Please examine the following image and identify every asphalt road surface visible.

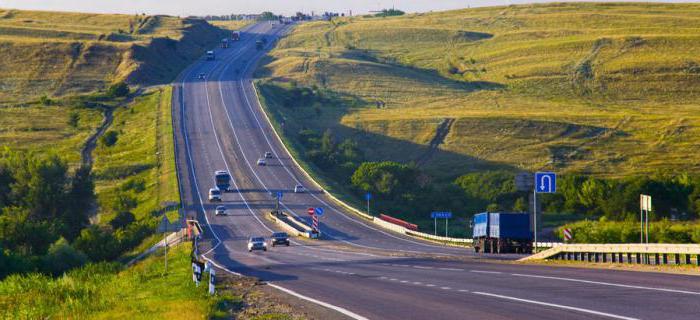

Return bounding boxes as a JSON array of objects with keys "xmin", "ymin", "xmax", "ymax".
[{"xmin": 172, "ymin": 22, "xmax": 700, "ymax": 320}]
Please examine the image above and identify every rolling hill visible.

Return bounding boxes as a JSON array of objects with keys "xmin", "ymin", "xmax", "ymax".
[{"xmin": 258, "ymin": 2, "xmax": 700, "ymax": 180}]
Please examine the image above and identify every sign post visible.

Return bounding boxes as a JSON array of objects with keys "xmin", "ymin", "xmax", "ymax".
[
  {"xmin": 430, "ymin": 212, "xmax": 452, "ymax": 237},
  {"xmin": 365, "ymin": 192, "xmax": 372, "ymax": 216},
  {"xmin": 157, "ymin": 215, "xmax": 180, "ymax": 274},
  {"xmin": 640, "ymin": 194, "xmax": 652, "ymax": 245},
  {"xmin": 314, "ymin": 207, "xmax": 324, "ymax": 234},
  {"xmin": 534, "ymin": 172, "xmax": 556, "ymax": 252}
]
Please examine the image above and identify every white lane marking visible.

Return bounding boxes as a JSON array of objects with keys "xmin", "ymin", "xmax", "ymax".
[
  {"xmin": 400, "ymin": 280, "xmax": 409, "ymax": 283},
  {"xmin": 470, "ymin": 270, "xmax": 502, "ymax": 274},
  {"xmin": 440, "ymin": 287, "xmax": 452, "ymax": 290},
  {"xmin": 472, "ymin": 291, "xmax": 639, "ymax": 320},
  {"xmin": 439, "ymin": 267, "xmax": 463, "ymax": 271},
  {"xmin": 425, "ymin": 284, "xmax": 436, "ymax": 287},
  {"xmin": 412, "ymin": 282, "xmax": 423, "ymax": 285},
  {"xmin": 413, "ymin": 266, "xmax": 434, "ymax": 270},
  {"xmin": 389, "ymin": 278, "xmax": 398, "ymax": 281},
  {"xmin": 268, "ymin": 283, "xmax": 370, "ymax": 320},
  {"xmin": 458, "ymin": 289, "xmax": 470, "ymax": 293},
  {"xmin": 511, "ymin": 273, "xmax": 700, "ymax": 296}
]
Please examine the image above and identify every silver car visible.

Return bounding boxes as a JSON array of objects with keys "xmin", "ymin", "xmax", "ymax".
[
  {"xmin": 257, "ymin": 158, "xmax": 266, "ymax": 166},
  {"xmin": 214, "ymin": 205, "xmax": 227, "ymax": 216},
  {"xmin": 247, "ymin": 237, "xmax": 267, "ymax": 252}
]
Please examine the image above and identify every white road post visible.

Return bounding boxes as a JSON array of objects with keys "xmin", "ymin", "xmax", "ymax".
[{"xmin": 533, "ymin": 188, "xmax": 538, "ymax": 253}]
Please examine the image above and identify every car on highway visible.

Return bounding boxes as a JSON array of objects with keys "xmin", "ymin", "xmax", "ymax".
[
  {"xmin": 247, "ymin": 237, "xmax": 267, "ymax": 252},
  {"xmin": 197, "ymin": 73, "xmax": 205, "ymax": 80},
  {"xmin": 264, "ymin": 151, "xmax": 273, "ymax": 159},
  {"xmin": 270, "ymin": 232, "xmax": 290, "ymax": 247},
  {"xmin": 256, "ymin": 158, "xmax": 266, "ymax": 166},
  {"xmin": 294, "ymin": 184, "xmax": 305, "ymax": 193},
  {"xmin": 208, "ymin": 187, "xmax": 221, "ymax": 202},
  {"xmin": 214, "ymin": 205, "xmax": 227, "ymax": 216}
]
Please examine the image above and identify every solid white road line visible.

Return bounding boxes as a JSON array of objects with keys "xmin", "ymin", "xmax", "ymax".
[
  {"xmin": 470, "ymin": 270, "xmax": 503, "ymax": 274},
  {"xmin": 268, "ymin": 283, "xmax": 370, "ymax": 320},
  {"xmin": 472, "ymin": 291, "xmax": 639, "ymax": 320},
  {"xmin": 511, "ymin": 273, "xmax": 700, "ymax": 296}
]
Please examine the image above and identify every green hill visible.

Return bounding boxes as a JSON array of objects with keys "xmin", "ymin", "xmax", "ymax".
[{"xmin": 259, "ymin": 2, "xmax": 700, "ymax": 179}]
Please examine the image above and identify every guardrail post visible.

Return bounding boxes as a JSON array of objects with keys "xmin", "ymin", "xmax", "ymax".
[
  {"xmin": 636, "ymin": 253, "xmax": 641, "ymax": 264},
  {"xmin": 696, "ymin": 254, "xmax": 700, "ymax": 266},
  {"xmin": 662, "ymin": 254, "xmax": 668, "ymax": 265},
  {"xmin": 602, "ymin": 253, "xmax": 607, "ymax": 263},
  {"xmin": 619, "ymin": 253, "xmax": 624, "ymax": 263},
  {"xmin": 685, "ymin": 254, "xmax": 691, "ymax": 265},
  {"xmin": 674, "ymin": 254, "xmax": 680, "ymax": 265},
  {"xmin": 654, "ymin": 253, "xmax": 660, "ymax": 265},
  {"xmin": 611, "ymin": 253, "xmax": 616, "ymax": 263},
  {"xmin": 588, "ymin": 252, "xmax": 593, "ymax": 262}
]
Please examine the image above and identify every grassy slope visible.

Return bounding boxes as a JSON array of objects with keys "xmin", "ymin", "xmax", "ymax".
[
  {"xmin": 0, "ymin": 9, "xmax": 223, "ymax": 103},
  {"xmin": 259, "ymin": 2, "xmax": 700, "ymax": 180},
  {"xmin": 93, "ymin": 87, "xmax": 179, "ymax": 225},
  {"xmin": 1, "ymin": 243, "xmax": 222, "ymax": 319}
]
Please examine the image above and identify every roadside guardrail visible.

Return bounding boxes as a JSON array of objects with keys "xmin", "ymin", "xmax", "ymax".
[{"xmin": 520, "ymin": 243, "xmax": 700, "ymax": 266}]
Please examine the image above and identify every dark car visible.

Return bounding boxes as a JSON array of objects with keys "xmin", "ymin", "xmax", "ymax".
[{"xmin": 270, "ymin": 232, "xmax": 290, "ymax": 247}]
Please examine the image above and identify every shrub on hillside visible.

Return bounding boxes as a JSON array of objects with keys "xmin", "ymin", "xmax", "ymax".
[
  {"xmin": 107, "ymin": 82, "xmax": 130, "ymax": 98},
  {"xmin": 100, "ymin": 130, "xmax": 119, "ymax": 147},
  {"xmin": 558, "ymin": 219, "xmax": 699, "ymax": 243},
  {"xmin": 41, "ymin": 238, "xmax": 88, "ymax": 275}
]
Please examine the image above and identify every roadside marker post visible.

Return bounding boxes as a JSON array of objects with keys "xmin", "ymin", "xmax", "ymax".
[
  {"xmin": 640, "ymin": 194, "xmax": 652, "ymax": 263},
  {"xmin": 314, "ymin": 207, "xmax": 324, "ymax": 234},
  {"xmin": 534, "ymin": 172, "xmax": 556, "ymax": 251},
  {"xmin": 365, "ymin": 193, "xmax": 372, "ymax": 217},
  {"xmin": 563, "ymin": 228, "xmax": 573, "ymax": 242}
]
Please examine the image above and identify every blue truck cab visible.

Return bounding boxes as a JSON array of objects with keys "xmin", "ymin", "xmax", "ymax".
[{"xmin": 472, "ymin": 212, "xmax": 533, "ymax": 254}]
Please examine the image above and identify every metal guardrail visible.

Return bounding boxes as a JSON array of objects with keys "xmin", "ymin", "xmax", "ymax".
[{"xmin": 521, "ymin": 243, "xmax": 700, "ymax": 266}]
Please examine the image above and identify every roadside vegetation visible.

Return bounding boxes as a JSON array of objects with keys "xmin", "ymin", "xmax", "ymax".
[
  {"xmin": 0, "ymin": 242, "xmax": 302, "ymax": 319},
  {"xmin": 257, "ymin": 2, "xmax": 700, "ymax": 239}
]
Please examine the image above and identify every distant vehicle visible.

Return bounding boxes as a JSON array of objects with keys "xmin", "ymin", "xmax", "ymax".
[
  {"xmin": 472, "ymin": 212, "xmax": 532, "ymax": 254},
  {"xmin": 256, "ymin": 158, "xmax": 266, "ymax": 166},
  {"xmin": 255, "ymin": 40, "xmax": 263, "ymax": 50},
  {"xmin": 208, "ymin": 187, "xmax": 221, "ymax": 202},
  {"xmin": 214, "ymin": 170, "xmax": 232, "ymax": 191},
  {"xmin": 247, "ymin": 237, "xmax": 267, "ymax": 252},
  {"xmin": 205, "ymin": 50, "xmax": 215, "ymax": 60},
  {"xmin": 215, "ymin": 205, "xmax": 227, "ymax": 216},
  {"xmin": 197, "ymin": 73, "xmax": 205, "ymax": 80},
  {"xmin": 264, "ymin": 151, "xmax": 273, "ymax": 159},
  {"xmin": 220, "ymin": 38, "xmax": 229, "ymax": 49},
  {"xmin": 232, "ymin": 30, "xmax": 241, "ymax": 41},
  {"xmin": 294, "ymin": 184, "xmax": 305, "ymax": 193},
  {"xmin": 270, "ymin": 232, "xmax": 290, "ymax": 247}
]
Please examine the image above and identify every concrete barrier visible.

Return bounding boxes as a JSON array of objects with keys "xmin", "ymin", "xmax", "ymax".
[
  {"xmin": 521, "ymin": 243, "xmax": 700, "ymax": 266},
  {"xmin": 266, "ymin": 211, "xmax": 318, "ymax": 239}
]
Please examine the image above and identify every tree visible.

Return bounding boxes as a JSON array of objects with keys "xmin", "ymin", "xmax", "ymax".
[
  {"xmin": 74, "ymin": 226, "xmax": 120, "ymax": 261},
  {"xmin": 62, "ymin": 166, "xmax": 95, "ymax": 240},
  {"xmin": 42, "ymin": 237, "xmax": 87, "ymax": 275},
  {"xmin": 351, "ymin": 161, "xmax": 418, "ymax": 197},
  {"xmin": 258, "ymin": 11, "xmax": 278, "ymax": 21},
  {"xmin": 110, "ymin": 211, "xmax": 135, "ymax": 230}
]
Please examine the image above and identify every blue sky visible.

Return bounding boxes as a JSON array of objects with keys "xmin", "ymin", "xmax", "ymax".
[{"xmin": 0, "ymin": 0, "xmax": 696, "ymax": 16}]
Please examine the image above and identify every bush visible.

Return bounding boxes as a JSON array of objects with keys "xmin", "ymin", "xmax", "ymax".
[
  {"xmin": 73, "ymin": 226, "xmax": 121, "ymax": 261},
  {"xmin": 67, "ymin": 111, "xmax": 80, "ymax": 128},
  {"xmin": 100, "ymin": 130, "xmax": 119, "ymax": 147},
  {"xmin": 107, "ymin": 82, "xmax": 130, "ymax": 98},
  {"xmin": 42, "ymin": 238, "xmax": 88, "ymax": 275},
  {"xmin": 110, "ymin": 211, "xmax": 135, "ymax": 230}
]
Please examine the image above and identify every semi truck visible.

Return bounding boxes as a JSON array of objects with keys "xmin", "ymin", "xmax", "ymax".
[
  {"xmin": 220, "ymin": 38, "xmax": 229, "ymax": 48},
  {"xmin": 472, "ymin": 212, "xmax": 532, "ymax": 254},
  {"xmin": 255, "ymin": 40, "xmax": 263, "ymax": 50},
  {"xmin": 205, "ymin": 50, "xmax": 215, "ymax": 61},
  {"xmin": 214, "ymin": 170, "xmax": 232, "ymax": 192},
  {"xmin": 232, "ymin": 30, "xmax": 241, "ymax": 41}
]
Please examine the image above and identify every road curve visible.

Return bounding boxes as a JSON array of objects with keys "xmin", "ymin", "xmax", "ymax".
[{"xmin": 171, "ymin": 22, "xmax": 700, "ymax": 320}]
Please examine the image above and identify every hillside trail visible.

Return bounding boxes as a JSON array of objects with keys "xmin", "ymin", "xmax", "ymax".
[{"xmin": 415, "ymin": 118, "xmax": 455, "ymax": 167}]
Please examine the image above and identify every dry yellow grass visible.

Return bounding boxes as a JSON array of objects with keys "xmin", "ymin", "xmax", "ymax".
[{"xmin": 259, "ymin": 2, "xmax": 700, "ymax": 179}]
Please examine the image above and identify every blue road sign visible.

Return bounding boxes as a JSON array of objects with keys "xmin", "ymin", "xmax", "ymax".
[
  {"xmin": 277, "ymin": 191, "xmax": 283, "ymax": 199},
  {"xmin": 315, "ymin": 207, "xmax": 325, "ymax": 217},
  {"xmin": 535, "ymin": 172, "xmax": 556, "ymax": 193},
  {"xmin": 365, "ymin": 192, "xmax": 372, "ymax": 201},
  {"xmin": 431, "ymin": 211, "xmax": 452, "ymax": 219}
]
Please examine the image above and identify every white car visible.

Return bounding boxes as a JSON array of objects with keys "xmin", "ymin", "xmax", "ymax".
[
  {"xmin": 247, "ymin": 237, "xmax": 267, "ymax": 252},
  {"xmin": 257, "ymin": 158, "xmax": 266, "ymax": 166},
  {"xmin": 214, "ymin": 205, "xmax": 226, "ymax": 216},
  {"xmin": 294, "ymin": 184, "xmax": 305, "ymax": 193},
  {"xmin": 208, "ymin": 187, "xmax": 221, "ymax": 202},
  {"xmin": 264, "ymin": 151, "xmax": 273, "ymax": 159}
]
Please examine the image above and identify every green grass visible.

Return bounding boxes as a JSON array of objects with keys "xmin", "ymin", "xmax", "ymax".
[
  {"xmin": 0, "ymin": 103, "xmax": 102, "ymax": 165},
  {"xmin": 259, "ymin": 2, "xmax": 700, "ymax": 180},
  {"xmin": 0, "ymin": 243, "xmax": 228, "ymax": 319},
  {"xmin": 93, "ymin": 87, "xmax": 180, "ymax": 224}
]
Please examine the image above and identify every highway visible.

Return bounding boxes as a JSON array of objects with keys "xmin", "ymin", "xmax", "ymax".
[{"xmin": 171, "ymin": 22, "xmax": 700, "ymax": 320}]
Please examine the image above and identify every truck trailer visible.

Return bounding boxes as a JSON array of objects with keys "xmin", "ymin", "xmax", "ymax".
[
  {"xmin": 472, "ymin": 212, "xmax": 532, "ymax": 254},
  {"xmin": 205, "ymin": 50, "xmax": 215, "ymax": 61}
]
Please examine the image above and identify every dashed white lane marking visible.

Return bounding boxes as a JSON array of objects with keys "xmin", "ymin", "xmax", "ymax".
[
  {"xmin": 472, "ymin": 291, "xmax": 639, "ymax": 320},
  {"xmin": 470, "ymin": 270, "xmax": 502, "ymax": 274},
  {"xmin": 413, "ymin": 266, "xmax": 434, "ymax": 270},
  {"xmin": 440, "ymin": 287, "xmax": 452, "ymax": 290},
  {"xmin": 412, "ymin": 282, "xmax": 423, "ymax": 285},
  {"xmin": 511, "ymin": 273, "xmax": 700, "ymax": 296},
  {"xmin": 400, "ymin": 280, "xmax": 409, "ymax": 283},
  {"xmin": 425, "ymin": 284, "xmax": 436, "ymax": 287},
  {"xmin": 439, "ymin": 267, "xmax": 464, "ymax": 271},
  {"xmin": 458, "ymin": 289, "xmax": 470, "ymax": 293}
]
